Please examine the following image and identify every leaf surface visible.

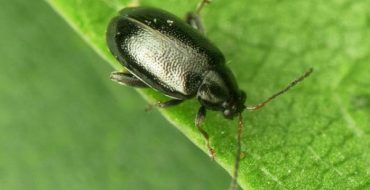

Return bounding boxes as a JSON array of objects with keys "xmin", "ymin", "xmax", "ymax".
[{"xmin": 46, "ymin": 0, "xmax": 370, "ymax": 189}]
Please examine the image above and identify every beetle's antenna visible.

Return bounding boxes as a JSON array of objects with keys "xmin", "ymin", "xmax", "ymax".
[
  {"xmin": 246, "ymin": 68, "xmax": 313, "ymax": 111},
  {"xmin": 228, "ymin": 113, "xmax": 244, "ymax": 190}
]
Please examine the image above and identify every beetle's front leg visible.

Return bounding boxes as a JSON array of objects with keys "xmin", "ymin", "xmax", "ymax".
[
  {"xmin": 145, "ymin": 99, "xmax": 184, "ymax": 112},
  {"xmin": 195, "ymin": 106, "xmax": 216, "ymax": 160},
  {"xmin": 185, "ymin": 0, "xmax": 211, "ymax": 34}
]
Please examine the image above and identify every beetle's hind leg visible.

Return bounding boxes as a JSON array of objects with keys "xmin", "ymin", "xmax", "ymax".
[
  {"xmin": 185, "ymin": 0, "xmax": 211, "ymax": 34},
  {"xmin": 110, "ymin": 71, "xmax": 148, "ymax": 88},
  {"xmin": 145, "ymin": 99, "xmax": 184, "ymax": 112}
]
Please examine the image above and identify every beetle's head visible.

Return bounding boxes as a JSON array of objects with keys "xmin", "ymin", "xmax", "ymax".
[
  {"xmin": 222, "ymin": 90, "xmax": 246, "ymax": 119},
  {"xmin": 197, "ymin": 69, "xmax": 246, "ymax": 120}
]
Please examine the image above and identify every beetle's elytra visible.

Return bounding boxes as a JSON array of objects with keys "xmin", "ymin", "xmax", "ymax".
[{"xmin": 106, "ymin": 1, "xmax": 313, "ymax": 190}]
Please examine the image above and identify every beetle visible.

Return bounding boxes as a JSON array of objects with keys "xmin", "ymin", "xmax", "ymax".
[{"xmin": 106, "ymin": 1, "xmax": 313, "ymax": 189}]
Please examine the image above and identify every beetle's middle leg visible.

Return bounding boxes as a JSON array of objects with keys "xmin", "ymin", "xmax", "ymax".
[
  {"xmin": 185, "ymin": 0, "xmax": 211, "ymax": 34},
  {"xmin": 110, "ymin": 71, "xmax": 149, "ymax": 88}
]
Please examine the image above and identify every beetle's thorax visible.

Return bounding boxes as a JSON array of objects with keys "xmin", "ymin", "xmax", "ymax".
[{"xmin": 198, "ymin": 70, "xmax": 230, "ymax": 105}]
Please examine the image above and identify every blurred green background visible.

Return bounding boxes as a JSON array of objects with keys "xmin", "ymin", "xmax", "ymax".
[{"xmin": 0, "ymin": 1, "xmax": 230, "ymax": 189}]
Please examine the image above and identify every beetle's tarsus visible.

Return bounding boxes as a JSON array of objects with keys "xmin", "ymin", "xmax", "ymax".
[{"xmin": 208, "ymin": 143, "xmax": 216, "ymax": 160}]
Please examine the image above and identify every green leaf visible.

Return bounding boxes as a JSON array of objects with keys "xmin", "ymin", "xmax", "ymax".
[
  {"xmin": 45, "ymin": 0, "xmax": 370, "ymax": 189},
  {"xmin": 0, "ymin": 1, "xmax": 229, "ymax": 190}
]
